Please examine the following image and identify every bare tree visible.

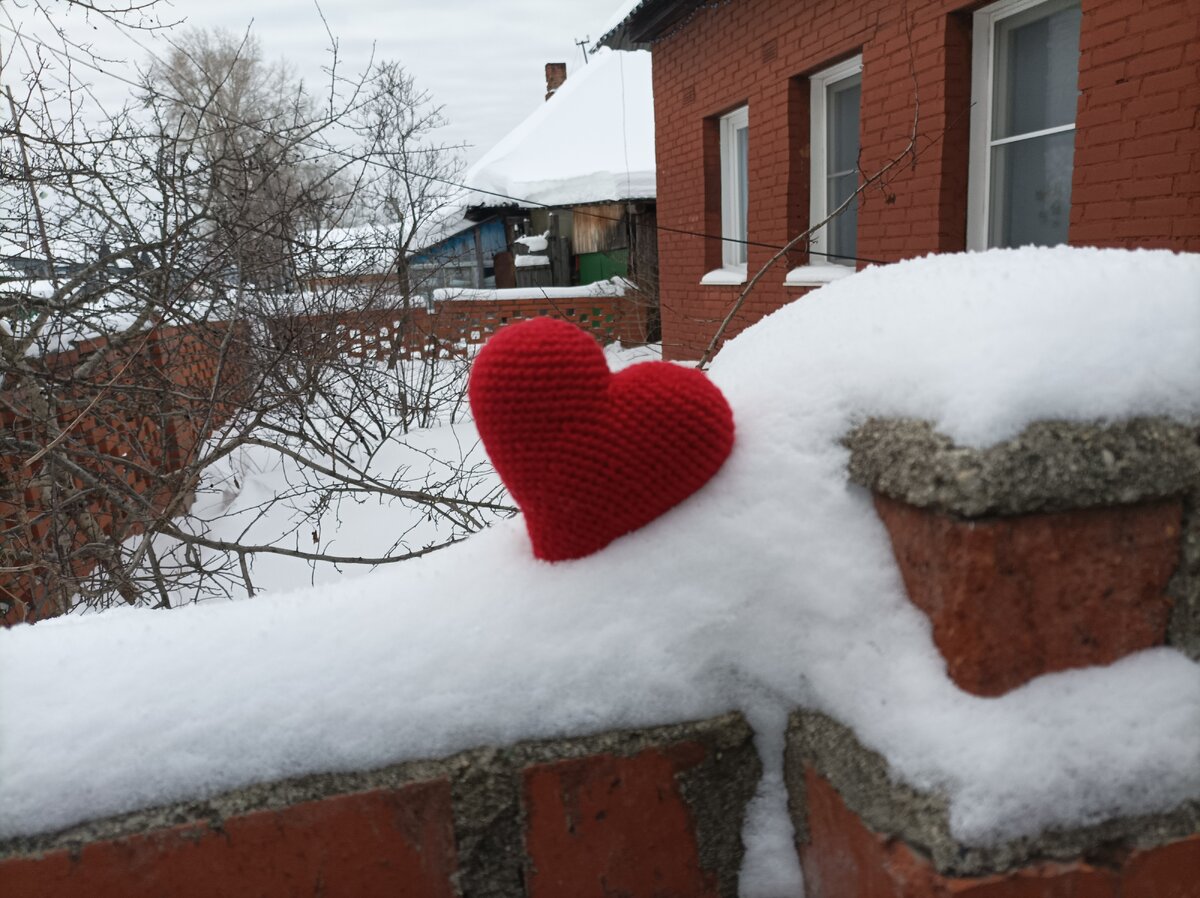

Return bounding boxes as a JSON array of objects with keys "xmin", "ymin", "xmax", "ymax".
[
  {"xmin": 0, "ymin": 6, "xmax": 510, "ymax": 622},
  {"xmin": 141, "ymin": 28, "xmax": 339, "ymax": 289}
]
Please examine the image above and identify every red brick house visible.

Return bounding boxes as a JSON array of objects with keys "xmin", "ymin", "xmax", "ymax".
[{"xmin": 599, "ymin": 0, "xmax": 1199, "ymax": 358}]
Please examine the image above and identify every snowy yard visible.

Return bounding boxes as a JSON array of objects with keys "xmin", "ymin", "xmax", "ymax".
[
  {"xmin": 1, "ymin": 247, "xmax": 1198, "ymax": 895},
  {"xmin": 146, "ymin": 338, "xmax": 660, "ymax": 601}
]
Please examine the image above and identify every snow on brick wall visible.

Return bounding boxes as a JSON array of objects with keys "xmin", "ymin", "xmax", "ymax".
[{"xmin": 2, "ymin": 248, "xmax": 1197, "ymax": 897}]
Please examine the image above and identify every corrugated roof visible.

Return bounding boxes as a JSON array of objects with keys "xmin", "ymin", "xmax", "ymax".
[
  {"xmin": 594, "ymin": 0, "xmax": 655, "ymax": 49},
  {"xmin": 595, "ymin": 0, "xmax": 708, "ymax": 49}
]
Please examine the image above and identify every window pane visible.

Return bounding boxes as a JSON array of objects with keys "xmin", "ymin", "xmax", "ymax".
[
  {"xmin": 826, "ymin": 171, "xmax": 858, "ymax": 262},
  {"xmin": 736, "ymin": 125, "xmax": 749, "ymax": 262},
  {"xmin": 988, "ymin": 128, "xmax": 1074, "ymax": 247},
  {"xmin": 827, "ymin": 78, "xmax": 861, "ymax": 174},
  {"xmin": 993, "ymin": 2, "xmax": 1081, "ymax": 139},
  {"xmin": 826, "ymin": 75, "xmax": 860, "ymax": 264},
  {"xmin": 720, "ymin": 107, "xmax": 748, "ymax": 267}
]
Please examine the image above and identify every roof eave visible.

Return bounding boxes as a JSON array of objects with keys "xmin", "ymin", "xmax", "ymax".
[
  {"xmin": 464, "ymin": 204, "xmax": 524, "ymax": 223},
  {"xmin": 597, "ymin": 0, "xmax": 708, "ymax": 49}
]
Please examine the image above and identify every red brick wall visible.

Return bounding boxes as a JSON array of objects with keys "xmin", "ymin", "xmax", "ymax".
[
  {"xmin": 798, "ymin": 765, "xmax": 1200, "ymax": 898},
  {"xmin": 5, "ymin": 706, "xmax": 1199, "ymax": 895},
  {"xmin": 149, "ymin": 324, "xmax": 248, "ymax": 470},
  {"xmin": 1071, "ymin": 0, "xmax": 1200, "ymax": 247},
  {"xmin": 650, "ymin": 0, "xmax": 1199, "ymax": 358},
  {"xmin": 1, "ymin": 715, "xmax": 759, "ymax": 898},
  {"xmin": 287, "ymin": 292, "xmax": 648, "ymax": 365},
  {"xmin": 874, "ymin": 493, "xmax": 1182, "ymax": 695},
  {"xmin": 2, "ymin": 783, "xmax": 461, "ymax": 898},
  {"xmin": 1, "ymin": 296, "xmax": 640, "ymax": 625},
  {"xmin": 0, "ymin": 324, "xmax": 246, "ymax": 625}
]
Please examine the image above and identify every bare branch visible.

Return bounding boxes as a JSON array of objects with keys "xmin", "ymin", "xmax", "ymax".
[{"xmin": 0, "ymin": 13, "xmax": 502, "ymax": 619}]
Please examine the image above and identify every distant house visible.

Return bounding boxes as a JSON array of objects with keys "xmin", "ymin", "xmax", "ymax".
[
  {"xmin": 600, "ymin": 0, "xmax": 1200, "ymax": 358},
  {"xmin": 306, "ymin": 215, "xmax": 510, "ymax": 300},
  {"xmin": 407, "ymin": 213, "xmax": 509, "ymax": 295},
  {"xmin": 306, "ymin": 46, "xmax": 660, "ymax": 347},
  {"xmin": 414, "ymin": 47, "xmax": 659, "ymax": 338}
]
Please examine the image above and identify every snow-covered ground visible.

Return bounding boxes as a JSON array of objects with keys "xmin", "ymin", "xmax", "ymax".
[
  {"xmin": 1, "ymin": 247, "xmax": 1198, "ymax": 897},
  {"xmin": 168, "ymin": 415, "xmax": 497, "ymax": 597},
  {"xmin": 150, "ymin": 341, "xmax": 658, "ymax": 600}
]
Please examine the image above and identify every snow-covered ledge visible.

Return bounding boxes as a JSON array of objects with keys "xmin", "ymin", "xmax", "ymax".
[
  {"xmin": 700, "ymin": 264, "xmax": 747, "ymax": 286},
  {"xmin": 3, "ymin": 247, "xmax": 1198, "ymax": 897},
  {"xmin": 784, "ymin": 264, "xmax": 854, "ymax": 287}
]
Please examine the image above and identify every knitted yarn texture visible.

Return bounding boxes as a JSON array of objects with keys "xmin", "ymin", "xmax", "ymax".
[{"xmin": 468, "ymin": 317, "xmax": 735, "ymax": 561}]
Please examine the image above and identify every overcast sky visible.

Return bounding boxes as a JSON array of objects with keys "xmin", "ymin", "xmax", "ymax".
[{"xmin": 4, "ymin": 0, "xmax": 623, "ymax": 165}]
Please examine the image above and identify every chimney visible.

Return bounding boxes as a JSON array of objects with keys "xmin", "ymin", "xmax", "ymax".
[{"xmin": 545, "ymin": 62, "xmax": 567, "ymax": 101}]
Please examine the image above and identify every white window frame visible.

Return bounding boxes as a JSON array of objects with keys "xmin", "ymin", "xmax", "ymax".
[
  {"xmin": 719, "ymin": 105, "xmax": 750, "ymax": 271},
  {"xmin": 967, "ymin": 0, "xmax": 1080, "ymax": 250},
  {"xmin": 809, "ymin": 55, "xmax": 863, "ymax": 268}
]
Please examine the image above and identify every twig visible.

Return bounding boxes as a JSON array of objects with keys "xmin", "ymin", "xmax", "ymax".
[{"xmin": 697, "ymin": 3, "xmax": 922, "ymax": 370}]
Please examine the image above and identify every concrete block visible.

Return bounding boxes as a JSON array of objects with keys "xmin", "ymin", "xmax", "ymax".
[{"xmin": 786, "ymin": 709, "xmax": 1200, "ymax": 883}]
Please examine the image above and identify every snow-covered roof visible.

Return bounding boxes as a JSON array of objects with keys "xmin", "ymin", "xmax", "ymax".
[
  {"xmin": 0, "ymin": 235, "xmax": 85, "ymax": 266},
  {"xmin": 309, "ymin": 45, "xmax": 654, "ymax": 262},
  {"xmin": 2, "ymin": 248, "xmax": 1198, "ymax": 881},
  {"xmin": 304, "ymin": 207, "xmax": 481, "ymax": 277},
  {"xmin": 461, "ymin": 48, "xmax": 655, "ymax": 210},
  {"xmin": 303, "ymin": 222, "xmax": 405, "ymax": 274}
]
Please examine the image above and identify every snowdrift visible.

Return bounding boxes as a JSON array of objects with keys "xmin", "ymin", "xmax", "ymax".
[{"xmin": 2, "ymin": 248, "xmax": 1198, "ymax": 866}]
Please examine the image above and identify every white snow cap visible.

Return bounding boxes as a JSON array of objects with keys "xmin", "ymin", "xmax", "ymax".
[
  {"xmin": 1, "ymin": 249, "xmax": 1198, "ymax": 881},
  {"xmin": 461, "ymin": 48, "xmax": 654, "ymax": 209},
  {"xmin": 514, "ymin": 232, "xmax": 550, "ymax": 252}
]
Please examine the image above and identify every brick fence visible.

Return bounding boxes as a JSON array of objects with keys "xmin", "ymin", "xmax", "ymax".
[
  {"xmin": 3, "ymin": 413, "xmax": 1198, "ymax": 894},
  {"xmin": 0, "ymin": 323, "xmax": 247, "ymax": 624},
  {"xmin": 282, "ymin": 292, "xmax": 649, "ymax": 365},
  {"xmin": 0, "ymin": 289, "xmax": 649, "ymax": 625}
]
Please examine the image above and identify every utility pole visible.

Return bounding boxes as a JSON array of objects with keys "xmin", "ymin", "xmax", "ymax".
[{"xmin": 574, "ymin": 36, "xmax": 590, "ymax": 65}]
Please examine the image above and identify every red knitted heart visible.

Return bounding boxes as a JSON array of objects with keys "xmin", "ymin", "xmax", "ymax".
[{"xmin": 469, "ymin": 318, "xmax": 735, "ymax": 561}]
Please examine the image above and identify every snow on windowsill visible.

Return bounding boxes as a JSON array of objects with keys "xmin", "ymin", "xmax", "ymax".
[
  {"xmin": 785, "ymin": 264, "xmax": 856, "ymax": 287},
  {"xmin": 700, "ymin": 264, "xmax": 748, "ymax": 286}
]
